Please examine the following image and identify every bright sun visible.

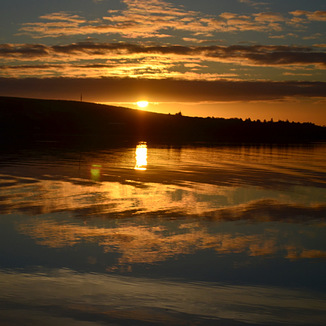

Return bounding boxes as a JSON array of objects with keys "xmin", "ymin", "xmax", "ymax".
[{"xmin": 136, "ymin": 101, "xmax": 149, "ymax": 108}]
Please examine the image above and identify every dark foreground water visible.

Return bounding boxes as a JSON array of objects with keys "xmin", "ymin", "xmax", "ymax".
[{"xmin": 0, "ymin": 141, "xmax": 326, "ymax": 325}]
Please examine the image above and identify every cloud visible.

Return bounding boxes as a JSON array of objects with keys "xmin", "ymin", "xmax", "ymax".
[
  {"xmin": 0, "ymin": 77, "xmax": 325, "ymax": 102},
  {"xmin": 238, "ymin": 0, "xmax": 269, "ymax": 7},
  {"xmin": 18, "ymin": 1, "xmax": 323, "ymax": 40},
  {"xmin": 314, "ymin": 44, "xmax": 326, "ymax": 48},
  {"xmin": 288, "ymin": 10, "xmax": 326, "ymax": 29},
  {"xmin": 1, "ymin": 42, "xmax": 325, "ymax": 77},
  {"xmin": 283, "ymin": 72, "xmax": 313, "ymax": 77},
  {"xmin": 0, "ymin": 43, "xmax": 49, "ymax": 58},
  {"xmin": 254, "ymin": 12, "xmax": 285, "ymax": 22},
  {"xmin": 39, "ymin": 12, "xmax": 86, "ymax": 23},
  {"xmin": 290, "ymin": 10, "xmax": 326, "ymax": 22},
  {"xmin": 18, "ymin": 1, "xmax": 205, "ymax": 39}
]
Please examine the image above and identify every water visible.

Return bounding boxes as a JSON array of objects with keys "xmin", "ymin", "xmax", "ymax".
[{"xmin": 0, "ymin": 141, "xmax": 326, "ymax": 325}]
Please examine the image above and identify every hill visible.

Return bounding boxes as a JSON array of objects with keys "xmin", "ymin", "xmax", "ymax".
[{"xmin": 0, "ymin": 96, "xmax": 325, "ymax": 144}]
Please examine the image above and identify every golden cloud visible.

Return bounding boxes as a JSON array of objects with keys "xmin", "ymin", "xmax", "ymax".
[
  {"xmin": 18, "ymin": 1, "xmax": 326, "ymax": 40},
  {"xmin": 1, "ymin": 42, "xmax": 325, "ymax": 80}
]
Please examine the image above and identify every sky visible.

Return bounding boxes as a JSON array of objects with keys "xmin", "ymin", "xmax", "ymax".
[{"xmin": 0, "ymin": 0, "xmax": 326, "ymax": 124}]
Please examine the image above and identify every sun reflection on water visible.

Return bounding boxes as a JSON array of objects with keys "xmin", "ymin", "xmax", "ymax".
[{"xmin": 135, "ymin": 142, "xmax": 147, "ymax": 171}]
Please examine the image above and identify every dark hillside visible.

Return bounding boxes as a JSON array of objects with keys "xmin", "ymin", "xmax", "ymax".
[{"xmin": 0, "ymin": 96, "xmax": 325, "ymax": 144}]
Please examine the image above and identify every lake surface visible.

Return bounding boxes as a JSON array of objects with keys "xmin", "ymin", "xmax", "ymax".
[{"xmin": 0, "ymin": 141, "xmax": 326, "ymax": 325}]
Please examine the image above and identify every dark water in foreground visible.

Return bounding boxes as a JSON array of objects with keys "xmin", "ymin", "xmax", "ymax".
[{"xmin": 0, "ymin": 142, "xmax": 326, "ymax": 325}]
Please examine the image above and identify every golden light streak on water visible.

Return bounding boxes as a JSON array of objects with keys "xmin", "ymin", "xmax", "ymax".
[{"xmin": 135, "ymin": 142, "xmax": 147, "ymax": 171}]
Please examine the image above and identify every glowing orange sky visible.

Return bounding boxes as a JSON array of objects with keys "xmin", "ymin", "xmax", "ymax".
[{"xmin": 0, "ymin": 0, "xmax": 325, "ymax": 124}]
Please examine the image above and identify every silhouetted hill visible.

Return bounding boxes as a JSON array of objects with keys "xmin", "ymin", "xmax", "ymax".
[{"xmin": 0, "ymin": 96, "xmax": 325, "ymax": 145}]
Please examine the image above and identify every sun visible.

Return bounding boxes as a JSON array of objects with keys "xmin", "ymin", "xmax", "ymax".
[{"xmin": 136, "ymin": 101, "xmax": 149, "ymax": 108}]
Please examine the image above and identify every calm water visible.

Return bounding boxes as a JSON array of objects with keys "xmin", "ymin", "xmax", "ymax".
[{"xmin": 0, "ymin": 141, "xmax": 326, "ymax": 325}]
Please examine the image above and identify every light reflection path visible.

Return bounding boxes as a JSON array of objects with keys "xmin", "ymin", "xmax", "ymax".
[{"xmin": 134, "ymin": 142, "xmax": 147, "ymax": 171}]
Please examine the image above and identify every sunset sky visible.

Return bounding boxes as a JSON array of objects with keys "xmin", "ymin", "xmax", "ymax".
[{"xmin": 1, "ymin": 0, "xmax": 325, "ymax": 124}]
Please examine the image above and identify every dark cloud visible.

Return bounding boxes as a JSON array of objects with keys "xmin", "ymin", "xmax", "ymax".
[
  {"xmin": 52, "ymin": 43, "xmax": 326, "ymax": 67},
  {"xmin": 52, "ymin": 42, "xmax": 194, "ymax": 55},
  {"xmin": 0, "ymin": 64, "xmax": 57, "ymax": 70},
  {"xmin": 0, "ymin": 77, "xmax": 325, "ymax": 102},
  {"xmin": 1, "ymin": 42, "xmax": 325, "ymax": 68},
  {"xmin": 0, "ymin": 44, "xmax": 49, "ymax": 58},
  {"xmin": 0, "ymin": 63, "xmax": 114, "ymax": 70}
]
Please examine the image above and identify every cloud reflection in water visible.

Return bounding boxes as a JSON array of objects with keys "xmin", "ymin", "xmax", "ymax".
[
  {"xmin": 1, "ymin": 143, "xmax": 326, "ymax": 325},
  {"xmin": 16, "ymin": 214, "xmax": 326, "ymax": 270},
  {"xmin": 0, "ymin": 143, "xmax": 325, "ymax": 271}
]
